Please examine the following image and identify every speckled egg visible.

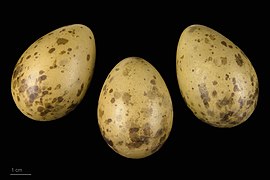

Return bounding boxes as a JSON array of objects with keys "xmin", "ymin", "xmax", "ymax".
[
  {"xmin": 11, "ymin": 24, "xmax": 96, "ymax": 121},
  {"xmin": 97, "ymin": 57, "xmax": 173, "ymax": 159},
  {"xmin": 176, "ymin": 24, "xmax": 259, "ymax": 128}
]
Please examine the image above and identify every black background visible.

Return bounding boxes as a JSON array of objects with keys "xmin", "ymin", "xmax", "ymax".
[{"xmin": 2, "ymin": 2, "xmax": 269, "ymax": 178}]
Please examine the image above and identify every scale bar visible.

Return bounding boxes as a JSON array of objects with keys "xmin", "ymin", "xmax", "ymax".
[{"xmin": 10, "ymin": 173, "xmax": 32, "ymax": 176}]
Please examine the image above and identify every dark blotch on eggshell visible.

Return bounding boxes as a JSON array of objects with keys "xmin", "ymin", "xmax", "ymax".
[
  {"xmin": 56, "ymin": 38, "xmax": 69, "ymax": 45},
  {"xmin": 126, "ymin": 127, "xmax": 149, "ymax": 149},
  {"xmin": 198, "ymin": 83, "xmax": 210, "ymax": 108},
  {"xmin": 235, "ymin": 53, "xmax": 243, "ymax": 66}
]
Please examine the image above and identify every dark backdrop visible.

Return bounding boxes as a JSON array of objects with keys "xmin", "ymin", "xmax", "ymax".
[{"xmin": 2, "ymin": 2, "xmax": 269, "ymax": 178}]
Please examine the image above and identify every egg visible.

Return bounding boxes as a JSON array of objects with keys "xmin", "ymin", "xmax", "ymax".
[
  {"xmin": 11, "ymin": 24, "xmax": 96, "ymax": 121},
  {"xmin": 176, "ymin": 24, "xmax": 259, "ymax": 128},
  {"xmin": 97, "ymin": 57, "xmax": 173, "ymax": 158}
]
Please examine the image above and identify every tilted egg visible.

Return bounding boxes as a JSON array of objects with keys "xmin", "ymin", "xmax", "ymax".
[
  {"xmin": 11, "ymin": 24, "xmax": 96, "ymax": 121},
  {"xmin": 176, "ymin": 24, "xmax": 259, "ymax": 128}
]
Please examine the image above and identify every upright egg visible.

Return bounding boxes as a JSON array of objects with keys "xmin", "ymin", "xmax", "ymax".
[
  {"xmin": 97, "ymin": 57, "xmax": 173, "ymax": 159},
  {"xmin": 11, "ymin": 24, "xmax": 96, "ymax": 121},
  {"xmin": 176, "ymin": 24, "xmax": 259, "ymax": 128}
]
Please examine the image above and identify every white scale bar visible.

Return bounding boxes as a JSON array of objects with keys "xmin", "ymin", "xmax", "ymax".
[{"xmin": 10, "ymin": 173, "xmax": 32, "ymax": 176}]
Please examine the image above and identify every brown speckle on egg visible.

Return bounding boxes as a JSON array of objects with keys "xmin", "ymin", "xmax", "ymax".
[
  {"xmin": 105, "ymin": 118, "xmax": 112, "ymax": 124},
  {"xmin": 220, "ymin": 111, "xmax": 234, "ymax": 122},
  {"xmin": 42, "ymin": 91, "xmax": 48, "ymax": 96},
  {"xmin": 126, "ymin": 127, "xmax": 149, "ymax": 149},
  {"xmin": 49, "ymin": 60, "xmax": 57, "ymax": 69},
  {"xmin": 220, "ymin": 57, "xmax": 227, "ymax": 65},
  {"xmin": 38, "ymin": 75, "xmax": 47, "ymax": 83},
  {"xmin": 221, "ymin": 41, "xmax": 227, "ymax": 47},
  {"xmin": 39, "ymin": 70, "xmax": 45, "ymax": 75},
  {"xmin": 150, "ymin": 79, "xmax": 156, "ymax": 85},
  {"xmin": 235, "ymin": 53, "xmax": 243, "ymax": 66},
  {"xmin": 60, "ymin": 50, "xmax": 66, "ymax": 55},
  {"xmin": 225, "ymin": 74, "xmax": 230, "ymax": 80},
  {"xmin": 216, "ymin": 95, "xmax": 234, "ymax": 109},
  {"xmin": 233, "ymin": 84, "xmax": 240, "ymax": 92},
  {"xmin": 56, "ymin": 38, "xmax": 69, "ymax": 45},
  {"xmin": 76, "ymin": 83, "xmax": 84, "ymax": 97},
  {"xmin": 198, "ymin": 83, "xmax": 210, "ymax": 108},
  {"xmin": 122, "ymin": 92, "xmax": 131, "ymax": 105},
  {"xmin": 58, "ymin": 96, "xmax": 64, "ymax": 102},
  {"xmin": 37, "ymin": 106, "xmax": 44, "ymax": 112},
  {"xmin": 48, "ymin": 48, "xmax": 55, "ymax": 53},
  {"xmin": 109, "ymin": 77, "xmax": 114, "ymax": 83},
  {"xmin": 140, "ymin": 108, "xmax": 153, "ymax": 118},
  {"xmin": 212, "ymin": 90, "xmax": 217, "ymax": 97},
  {"xmin": 110, "ymin": 98, "xmax": 115, "ymax": 103},
  {"xmin": 19, "ymin": 83, "xmax": 28, "ymax": 93},
  {"xmin": 123, "ymin": 68, "xmax": 131, "ymax": 76},
  {"xmin": 53, "ymin": 84, "xmax": 61, "ymax": 90},
  {"xmin": 52, "ymin": 98, "xmax": 57, "ymax": 103},
  {"xmin": 99, "ymin": 109, "xmax": 104, "ymax": 118},
  {"xmin": 12, "ymin": 64, "xmax": 24, "ymax": 79}
]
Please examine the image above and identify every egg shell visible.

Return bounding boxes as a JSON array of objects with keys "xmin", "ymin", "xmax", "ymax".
[
  {"xmin": 97, "ymin": 57, "xmax": 173, "ymax": 159},
  {"xmin": 176, "ymin": 24, "xmax": 259, "ymax": 128},
  {"xmin": 11, "ymin": 24, "xmax": 96, "ymax": 121}
]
